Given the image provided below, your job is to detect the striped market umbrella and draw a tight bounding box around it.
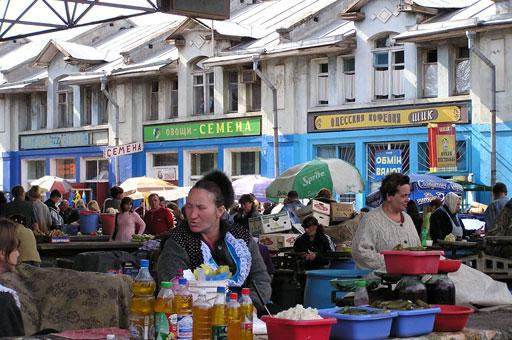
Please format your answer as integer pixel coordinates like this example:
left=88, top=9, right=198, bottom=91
left=266, top=158, right=365, bottom=201
left=30, top=176, right=73, bottom=194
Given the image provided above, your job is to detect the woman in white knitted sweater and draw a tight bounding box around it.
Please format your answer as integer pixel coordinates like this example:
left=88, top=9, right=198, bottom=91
left=352, top=173, right=421, bottom=270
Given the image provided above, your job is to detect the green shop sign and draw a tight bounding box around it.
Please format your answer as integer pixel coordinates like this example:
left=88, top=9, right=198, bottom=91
left=143, top=116, right=261, bottom=142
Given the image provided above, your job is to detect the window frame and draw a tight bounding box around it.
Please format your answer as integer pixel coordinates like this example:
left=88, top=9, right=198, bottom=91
left=170, top=78, right=178, bottom=118
left=453, top=45, right=470, bottom=95
left=83, top=158, right=109, bottom=182
left=192, top=60, right=214, bottom=116
left=422, top=48, right=438, bottom=98
left=226, top=70, right=239, bottom=113
left=342, top=57, right=355, bottom=103
left=57, top=85, right=73, bottom=128
left=372, top=34, right=404, bottom=100
left=148, top=80, right=159, bottom=121
left=53, top=158, right=76, bottom=181
left=228, top=148, right=261, bottom=179
left=190, top=151, right=218, bottom=179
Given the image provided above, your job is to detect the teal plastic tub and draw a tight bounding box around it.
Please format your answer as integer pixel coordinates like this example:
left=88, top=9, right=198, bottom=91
left=304, top=269, right=369, bottom=309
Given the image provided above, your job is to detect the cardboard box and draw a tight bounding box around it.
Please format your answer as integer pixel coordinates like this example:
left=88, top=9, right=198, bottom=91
left=297, top=200, right=331, bottom=225
left=259, top=233, right=300, bottom=251
left=249, top=211, right=292, bottom=235
left=312, top=200, right=331, bottom=215
left=313, top=212, right=330, bottom=226
left=330, top=202, right=355, bottom=222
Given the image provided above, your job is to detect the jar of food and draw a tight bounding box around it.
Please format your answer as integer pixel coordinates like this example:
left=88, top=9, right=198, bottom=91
left=395, top=275, right=427, bottom=303
left=425, top=274, right=456, bottom=305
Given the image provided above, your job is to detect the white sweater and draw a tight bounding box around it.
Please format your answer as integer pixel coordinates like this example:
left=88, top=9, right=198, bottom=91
left=352, top=206, right=421, bottom=270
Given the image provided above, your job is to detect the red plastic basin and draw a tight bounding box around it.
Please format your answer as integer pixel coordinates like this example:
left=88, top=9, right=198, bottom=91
left=432, top=304, right=474, bottom=332
left=381, top=250, right=444, bottom=275
left=438, top=259, right=462, bottom=273
left=261, top=315, right=337, bottom=340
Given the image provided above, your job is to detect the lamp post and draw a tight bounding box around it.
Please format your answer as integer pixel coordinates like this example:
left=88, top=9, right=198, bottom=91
left=466, top=31, right=497, bottom=186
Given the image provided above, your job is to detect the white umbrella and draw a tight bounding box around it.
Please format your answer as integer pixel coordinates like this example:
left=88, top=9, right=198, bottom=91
left=127, top=186, right=191, bottom=201
left=232, top=175, right=273, bottom=202
left=30, top=175, right=73, bottom=193
left=120, top=176, right=176, bottom=193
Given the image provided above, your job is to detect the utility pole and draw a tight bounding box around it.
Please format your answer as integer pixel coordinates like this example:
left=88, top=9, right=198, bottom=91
left=101, top=75, right=121, bottom=185
left=466, top=31, right=496, bottom=186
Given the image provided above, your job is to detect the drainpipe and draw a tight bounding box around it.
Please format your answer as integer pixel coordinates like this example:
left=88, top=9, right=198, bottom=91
left=100, top=75, right=120, bottom=185
left=252, top=55, right=279, bottom=177
left=466, top=31, right=496, bottom=186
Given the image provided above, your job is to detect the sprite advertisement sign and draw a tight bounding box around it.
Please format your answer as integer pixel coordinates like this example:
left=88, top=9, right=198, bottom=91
left=144, top=117, right=261, bottom=142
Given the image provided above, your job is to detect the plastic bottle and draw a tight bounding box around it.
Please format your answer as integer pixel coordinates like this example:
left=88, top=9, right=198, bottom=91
left=174, top=278, right=193, bottom=340
left=240, top=288, right=253, bottom=340
left=211, top=287, right=227, bottom=340
left=421, top=212, right=431, bottom=247
left=192, top=292, right=211, bottom=340
left=226, top=293, right=241, bottom=340
left=154, top=281, right=177, bottom=340
left=171, top=268, right=185, bottom=293
left=354, top=280, right=369, bottom=306
left=129, top=259, right=156, bottom=340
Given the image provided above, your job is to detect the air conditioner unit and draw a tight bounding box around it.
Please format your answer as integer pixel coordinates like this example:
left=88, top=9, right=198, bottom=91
left=241, top=69, right=257, bottom=83
left=155, top=167, right=178, bottom=181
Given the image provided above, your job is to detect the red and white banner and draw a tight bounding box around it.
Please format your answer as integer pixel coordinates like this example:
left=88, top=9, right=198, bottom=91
left=428, top=123, right=457, bottom=172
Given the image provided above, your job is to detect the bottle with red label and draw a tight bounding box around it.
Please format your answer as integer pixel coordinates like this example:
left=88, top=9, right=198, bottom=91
left=154, top=281, right=177, bottom=340
left=240, top=288, right=253, bottom=340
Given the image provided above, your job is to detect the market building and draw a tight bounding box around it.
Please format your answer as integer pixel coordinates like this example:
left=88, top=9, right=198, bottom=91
left=0, top=0, right=511, bottom=207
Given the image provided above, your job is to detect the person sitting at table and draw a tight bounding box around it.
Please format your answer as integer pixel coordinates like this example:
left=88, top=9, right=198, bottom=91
left=0, top=218, right=25, bottom=336
left=352, top=173, right=421, bottom=270
left=157, top=170, right=271, bottom=313
left=44, top=190, right=64, bottom=230
left=87, top=200, right=101, bottom=213
left=112, top=197, right=146, bottom=242
left=144, top=193, right=175, bottom=237
left=58, top=200, right=79, bottom=224
left=293, top=216, right=333, bottom=270
left=429, top=192, right=481, bottom=244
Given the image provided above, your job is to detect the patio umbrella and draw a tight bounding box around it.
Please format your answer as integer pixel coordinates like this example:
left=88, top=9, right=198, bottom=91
left=120, top=176, right=176, bottom=194
left=232, top=175, right=273, bottom=202
left=30, top=176, right=73, bottom=194
left=365, top=173, right=464, bottom=208
left=266, top=158, right=365, bottom=201
left=127, top=186, right=191, bottom=201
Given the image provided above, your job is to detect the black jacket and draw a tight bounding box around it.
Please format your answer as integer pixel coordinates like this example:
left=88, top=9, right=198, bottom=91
left=429, top=205, right=472, bottom=243
left=0, top=292, right=24, bottom=337
left=293, top=232, right=332, bottom=270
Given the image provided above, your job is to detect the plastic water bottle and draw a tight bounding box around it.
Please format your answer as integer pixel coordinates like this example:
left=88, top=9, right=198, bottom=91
left=240, top=288, right=253, bottom=340
left=354, top=280, right=369, bottom=306
left=211, top=287, right=227, bottom=340
left=226, top=293, right=241, bottom=340
left=192, top=292, right=211, bottom=340
left=175, top=279, right=193, bottom=339
left=129, top=259, right=155, bottom=340
left=171, top=268, right=185, bottom=293
left=154, top=281, right=177, bottom=340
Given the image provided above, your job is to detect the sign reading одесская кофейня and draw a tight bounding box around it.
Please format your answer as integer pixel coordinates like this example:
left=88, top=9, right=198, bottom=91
left=143, top=117, right=261, bottom=142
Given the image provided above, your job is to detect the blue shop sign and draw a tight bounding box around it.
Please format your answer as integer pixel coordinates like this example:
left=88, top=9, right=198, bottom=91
left=19, top=130, right=109, bottom=150
left=375, top=150, right=402, bottom=180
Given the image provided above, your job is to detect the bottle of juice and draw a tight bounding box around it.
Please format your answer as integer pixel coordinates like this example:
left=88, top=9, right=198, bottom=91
left=175, top=278, right=193, bottom=340
left=171, top=268, right=185, bottom=293
left=226, top=293, right=241, bottom=340
left=211, top=287, right=227, bottom=340
left=240, top=288, right=253, bottom=340
left=154, top=281, right=177, bottom=340
left=129, top=259, right=156, bottom=340
left=192, top=292, right=211, bottom=340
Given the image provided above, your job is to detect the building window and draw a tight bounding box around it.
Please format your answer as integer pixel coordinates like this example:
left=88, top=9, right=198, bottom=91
left=343, top=58, right=355, bottom=102
left=57, top=85, right=73, bottom=128
left=192, top=60, right=214, bottom=115
left=81, top=87, right=93, bottom=126
left=152, top=153, right=179, bottom=180
left=226, top=71, right=239, bottom=113
left=231, top=151, right=260, bottom=177
left=317, top=62, right=329, bottom=105
left=55, top=158, right=76, bottom=180
left=170, top=79, right=178, bottom=118
left=423, top=49, right=438, bottom=98
left=85, top=159, right=109, bottom=181
left=454, top=46, right=470, bottom=95
left=191, top=152, right=217, bottom=177
left=18, top=94, right=31, bottom=132
left=27, top=160, right=45, bottom=182
left=249, top=78, right=261, bottom=111
left=417, top=140, right=468, bottom=173
left=98, top=90, right=108, bottom=125
left=373, top=35, right=404, bottom=100
left=148, top=80, right=159, bottom=121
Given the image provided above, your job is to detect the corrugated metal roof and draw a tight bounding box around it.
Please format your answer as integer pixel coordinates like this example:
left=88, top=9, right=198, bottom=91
left=412, top=0, right=479, bottom=9
left=396, top=0, right=509, bottom=40
left=0, top=71, right=47, bottom=92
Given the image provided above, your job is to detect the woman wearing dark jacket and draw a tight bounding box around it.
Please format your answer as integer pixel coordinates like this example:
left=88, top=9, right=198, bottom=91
left=293, top=216, right=333, bottom=270
left=430, top=192, right=473, bottom=243
left=232, top=194, right=260, bottom=230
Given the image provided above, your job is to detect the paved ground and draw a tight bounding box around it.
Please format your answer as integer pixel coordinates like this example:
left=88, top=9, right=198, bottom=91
left=466, top=308, right=512, bottom=339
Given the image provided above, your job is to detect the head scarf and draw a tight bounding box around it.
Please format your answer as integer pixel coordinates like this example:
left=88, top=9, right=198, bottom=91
left=444, top=192, right=460, bottom=214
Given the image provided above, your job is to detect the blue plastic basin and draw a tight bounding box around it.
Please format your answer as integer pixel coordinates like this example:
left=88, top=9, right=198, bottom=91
left=79, top=212, right=99, bottom=235
left=319, top=306, right=397, bottom=340
left=303, top=269, right=369, bottom=309
left=390, top=307, right=440, bottom=337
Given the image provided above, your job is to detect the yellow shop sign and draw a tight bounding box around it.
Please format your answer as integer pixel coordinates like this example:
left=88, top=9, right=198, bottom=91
left=312, top=105, right=464, bottom=131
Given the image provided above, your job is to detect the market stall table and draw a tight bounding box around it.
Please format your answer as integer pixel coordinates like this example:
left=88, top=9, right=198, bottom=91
left=432, top=240, right=480, bottom=258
